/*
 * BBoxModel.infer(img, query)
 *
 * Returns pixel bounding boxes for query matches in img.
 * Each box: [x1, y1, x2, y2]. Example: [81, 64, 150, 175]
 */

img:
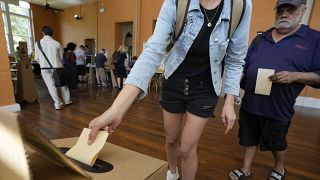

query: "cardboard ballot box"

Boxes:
[29, 137, 167, 180]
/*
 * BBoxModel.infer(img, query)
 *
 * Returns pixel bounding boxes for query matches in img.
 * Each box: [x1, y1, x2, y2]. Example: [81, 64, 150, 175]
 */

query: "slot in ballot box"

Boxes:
[28, 137, 168, 180]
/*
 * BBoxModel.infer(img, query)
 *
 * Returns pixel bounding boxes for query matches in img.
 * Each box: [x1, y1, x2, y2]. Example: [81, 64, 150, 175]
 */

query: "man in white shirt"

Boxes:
[103, 48, 108, 59]
[34, 26, 72, 110]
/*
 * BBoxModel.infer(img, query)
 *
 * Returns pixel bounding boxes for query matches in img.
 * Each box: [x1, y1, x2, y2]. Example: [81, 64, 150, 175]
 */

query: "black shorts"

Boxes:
[160, 75, 218, 118]
[77, 65, 86, 76]
[238, 108, 291, 151]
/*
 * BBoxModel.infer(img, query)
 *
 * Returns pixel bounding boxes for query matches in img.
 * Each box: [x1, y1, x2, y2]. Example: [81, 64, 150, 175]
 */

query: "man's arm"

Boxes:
[269, 71, 320, 86]
[295, 72, 320, 86]
[58, 44, 63, 61]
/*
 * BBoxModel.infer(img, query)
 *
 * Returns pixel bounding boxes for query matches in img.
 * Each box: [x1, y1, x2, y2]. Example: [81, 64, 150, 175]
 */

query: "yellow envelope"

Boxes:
[255, 68, 275, 96]
[66, 128, 108, 166]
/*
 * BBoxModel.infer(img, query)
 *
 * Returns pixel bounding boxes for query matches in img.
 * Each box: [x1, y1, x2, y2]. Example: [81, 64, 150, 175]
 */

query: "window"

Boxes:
[2, 13, 10, 53]
[1, 1, 5, 11]
[1, 0, 33, 55]
[10, 14, 33, 52]
[9, 3, 29, 16]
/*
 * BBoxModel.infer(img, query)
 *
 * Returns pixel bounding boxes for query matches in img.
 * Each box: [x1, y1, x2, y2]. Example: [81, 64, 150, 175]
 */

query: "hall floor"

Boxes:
[18, 79, 320, 179]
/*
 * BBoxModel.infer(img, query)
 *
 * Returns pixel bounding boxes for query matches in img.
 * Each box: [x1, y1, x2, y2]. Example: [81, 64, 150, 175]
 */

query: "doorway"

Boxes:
[84, 38, 96, 55]
[114, 21, 133, 63]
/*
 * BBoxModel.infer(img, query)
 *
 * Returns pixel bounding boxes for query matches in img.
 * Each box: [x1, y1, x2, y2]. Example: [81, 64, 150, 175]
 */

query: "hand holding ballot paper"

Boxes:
[66, 128, 109, 166]
[255, 68, 275, 96]
[269, 71, 299, 84]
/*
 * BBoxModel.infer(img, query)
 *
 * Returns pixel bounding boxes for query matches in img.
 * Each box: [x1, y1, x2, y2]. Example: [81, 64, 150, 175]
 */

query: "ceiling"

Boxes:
[26, 0, 99, 10]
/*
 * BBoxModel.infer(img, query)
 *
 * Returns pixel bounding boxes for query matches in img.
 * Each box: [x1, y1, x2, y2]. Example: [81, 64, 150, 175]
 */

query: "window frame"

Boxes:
[1, 0, 34, 56]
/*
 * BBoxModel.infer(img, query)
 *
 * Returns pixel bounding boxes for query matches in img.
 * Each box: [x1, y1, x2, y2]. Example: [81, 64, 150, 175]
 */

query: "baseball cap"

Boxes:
[275, 0, 307, 8]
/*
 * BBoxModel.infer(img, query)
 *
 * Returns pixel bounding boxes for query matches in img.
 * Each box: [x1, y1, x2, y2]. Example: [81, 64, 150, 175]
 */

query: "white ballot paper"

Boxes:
[66, 128, 108, 166]
[255, 68, 275, 96]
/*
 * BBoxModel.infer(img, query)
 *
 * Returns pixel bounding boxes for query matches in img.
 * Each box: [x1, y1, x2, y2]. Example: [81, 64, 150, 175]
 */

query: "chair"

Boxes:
[149, 67, 164, 92]
[105, 66, 118, 88]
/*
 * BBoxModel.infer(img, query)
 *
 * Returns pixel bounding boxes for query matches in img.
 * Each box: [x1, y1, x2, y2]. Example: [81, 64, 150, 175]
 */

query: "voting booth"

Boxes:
[29, 138, 167, 180]
[0, 110, 167, 180]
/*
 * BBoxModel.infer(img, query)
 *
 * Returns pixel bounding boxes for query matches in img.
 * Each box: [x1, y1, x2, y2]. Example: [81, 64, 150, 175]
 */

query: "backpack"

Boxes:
[168, 0, 246, 51]
[112, 51, 121, 64]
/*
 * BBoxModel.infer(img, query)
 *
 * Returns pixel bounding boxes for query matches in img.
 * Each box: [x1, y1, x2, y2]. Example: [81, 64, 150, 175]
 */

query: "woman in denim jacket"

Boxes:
[88, 0, 252, 179]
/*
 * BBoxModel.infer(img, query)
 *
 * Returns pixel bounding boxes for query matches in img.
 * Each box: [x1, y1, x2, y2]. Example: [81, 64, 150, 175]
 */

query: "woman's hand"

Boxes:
[221, 95, 236, 135]
[87, 84, 141, 145]
[88, 107, 122, 145]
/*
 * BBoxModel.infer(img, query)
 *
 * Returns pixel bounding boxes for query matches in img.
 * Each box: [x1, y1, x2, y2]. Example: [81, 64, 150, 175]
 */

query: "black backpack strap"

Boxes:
[37, 41, 54, 69]
[251, 33, 263, 53]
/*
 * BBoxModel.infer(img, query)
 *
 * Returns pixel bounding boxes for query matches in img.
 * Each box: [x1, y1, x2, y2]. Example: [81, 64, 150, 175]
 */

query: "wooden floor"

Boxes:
[18, 78, 320, 180]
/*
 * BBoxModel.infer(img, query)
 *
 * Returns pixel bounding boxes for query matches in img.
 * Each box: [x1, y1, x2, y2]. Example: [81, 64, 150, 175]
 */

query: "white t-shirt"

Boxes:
[74, 48, 86, 65]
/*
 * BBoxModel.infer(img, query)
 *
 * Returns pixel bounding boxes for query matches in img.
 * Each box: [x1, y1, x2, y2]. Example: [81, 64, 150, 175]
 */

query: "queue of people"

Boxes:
[34, 26, 137, 110]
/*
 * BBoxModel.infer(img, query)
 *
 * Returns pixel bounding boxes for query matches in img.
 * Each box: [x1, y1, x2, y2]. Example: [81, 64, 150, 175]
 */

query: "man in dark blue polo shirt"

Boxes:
[229, 0, 320, 180]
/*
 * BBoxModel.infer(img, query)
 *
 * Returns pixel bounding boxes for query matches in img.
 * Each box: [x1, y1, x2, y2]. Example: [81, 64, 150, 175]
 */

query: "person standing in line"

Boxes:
[229, 0, 320, 179]
[85, 45, 93, 63]
[63, 42, 78, 91]
[113, 45, 128, 89]
[95, 49, 108, 86]
[34, 26, 72, 110]
[88, 0, 252, 180]
[84, 45, 93, 73]
[102, 48, 108, 59]
[75, 45, 87, 83]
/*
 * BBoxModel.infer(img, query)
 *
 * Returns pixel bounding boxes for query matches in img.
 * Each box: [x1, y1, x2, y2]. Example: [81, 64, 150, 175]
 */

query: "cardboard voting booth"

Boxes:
[0, 110, 167, 180]
[30, 138, 167, 180]
[17, 42, 38, 103]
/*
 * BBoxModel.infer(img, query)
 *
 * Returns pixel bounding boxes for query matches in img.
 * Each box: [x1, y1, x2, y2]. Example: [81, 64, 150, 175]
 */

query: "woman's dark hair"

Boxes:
[66, 42, 77, 51]
[42, 26, 53, 36]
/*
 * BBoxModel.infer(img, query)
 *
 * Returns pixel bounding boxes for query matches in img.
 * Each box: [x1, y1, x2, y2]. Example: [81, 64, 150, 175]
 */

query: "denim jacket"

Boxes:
[126, 0, 252, 99]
